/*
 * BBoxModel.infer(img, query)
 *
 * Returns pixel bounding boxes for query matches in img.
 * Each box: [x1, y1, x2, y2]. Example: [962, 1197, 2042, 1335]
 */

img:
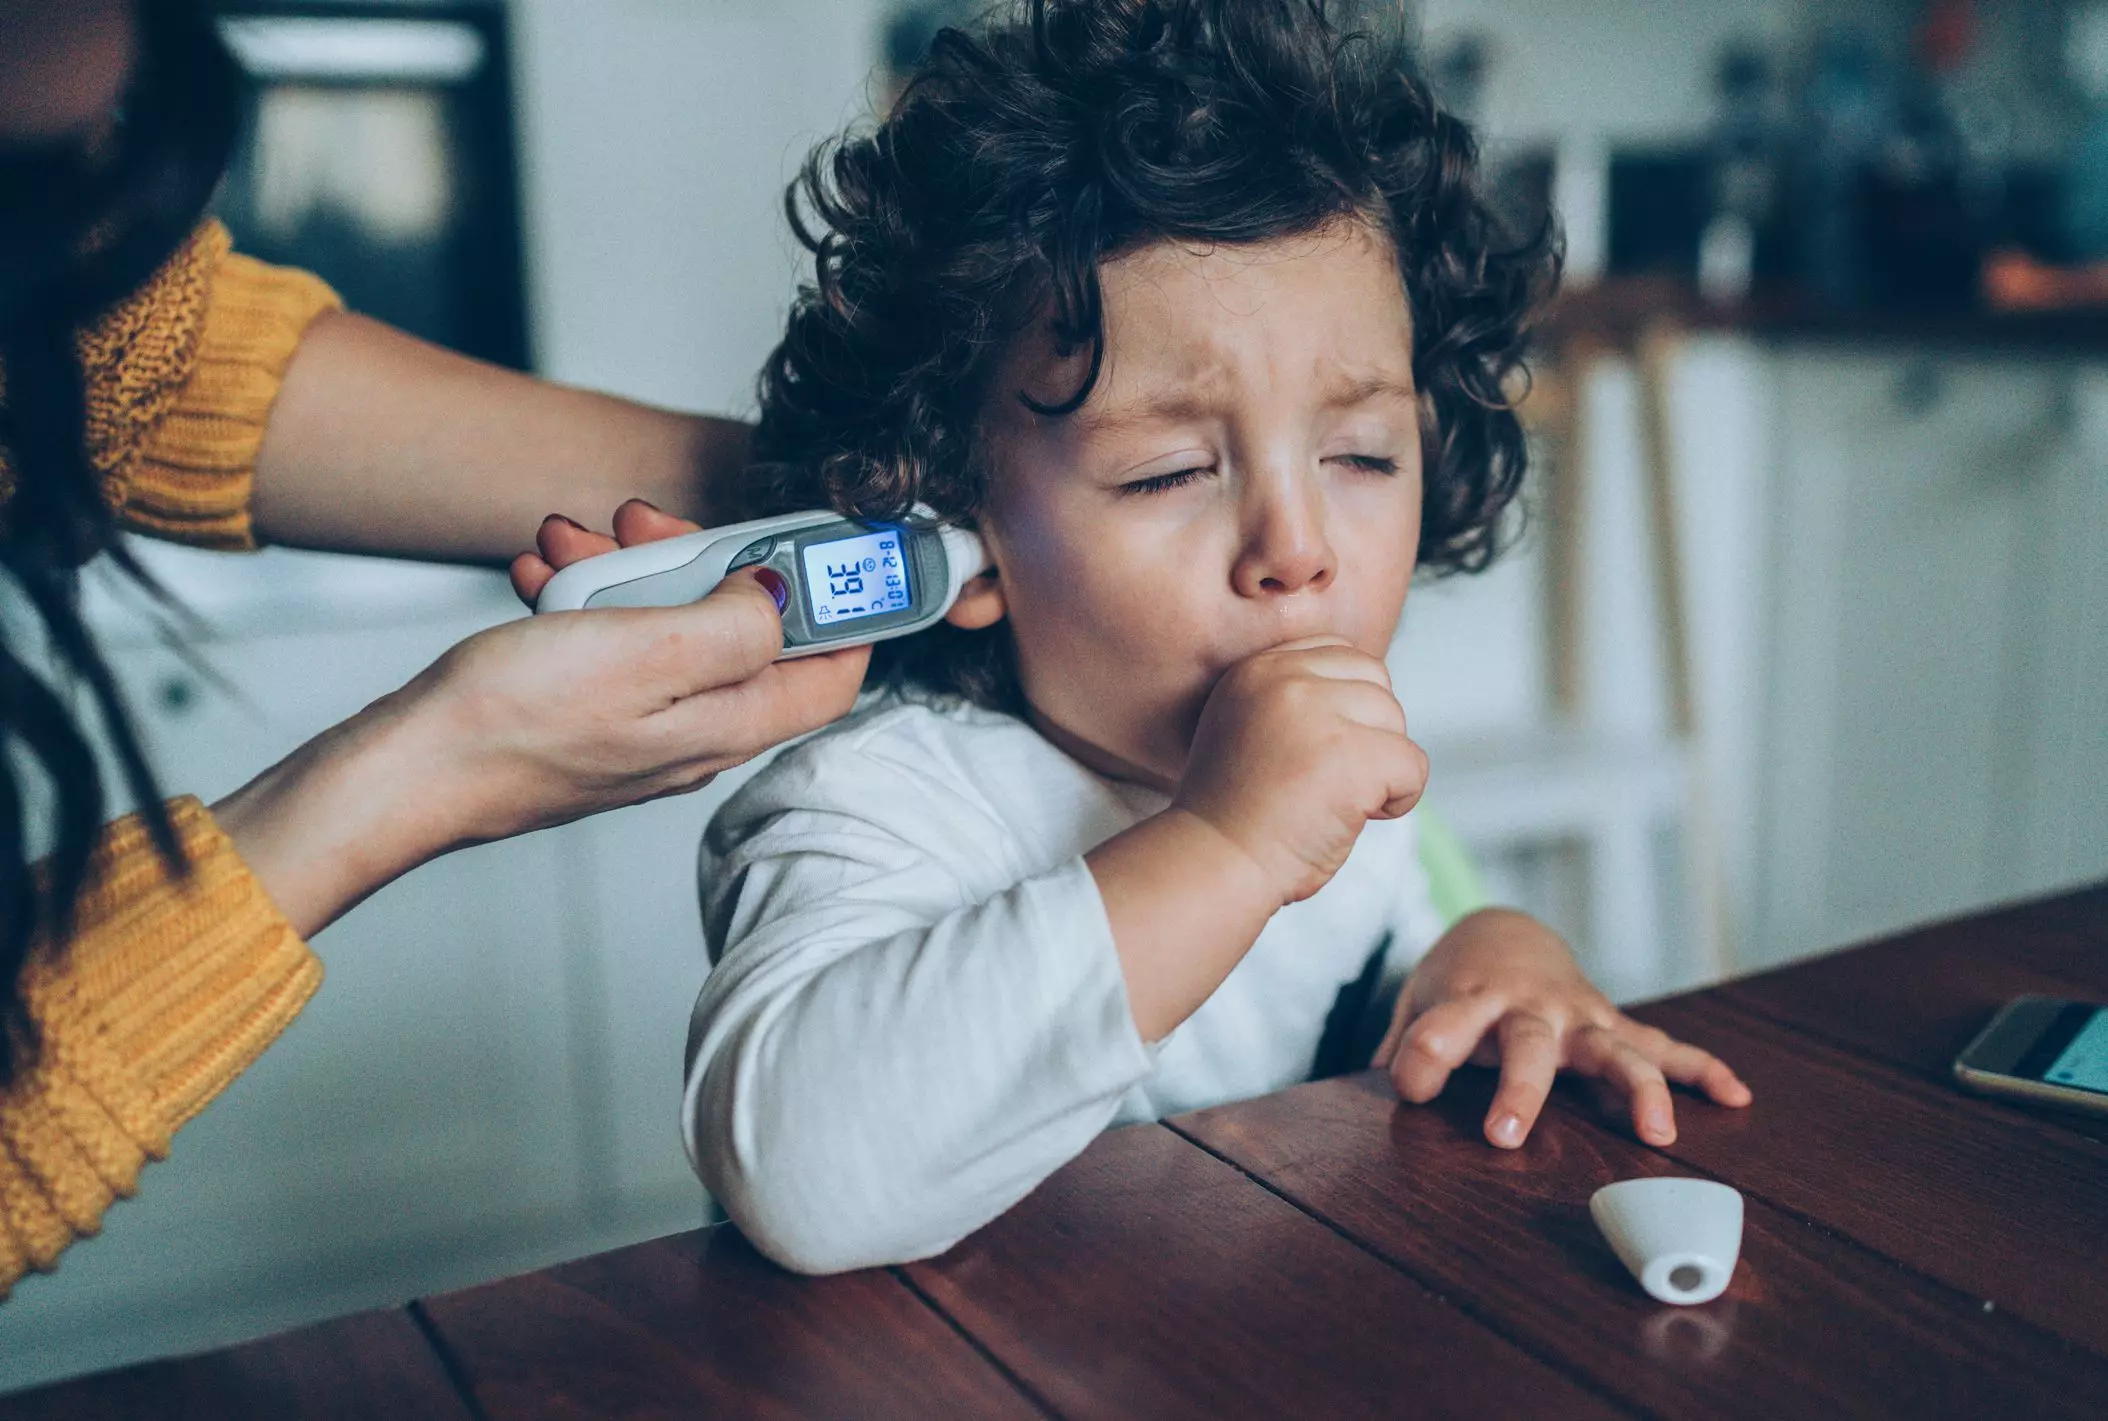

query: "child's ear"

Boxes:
[945, 566, 1007, 630]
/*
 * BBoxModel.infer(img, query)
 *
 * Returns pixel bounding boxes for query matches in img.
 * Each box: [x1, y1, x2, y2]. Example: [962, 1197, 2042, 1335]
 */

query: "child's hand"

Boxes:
[509, 498, 703, 605]
[1173, 636, 1428, 907]
[1372, 909, 1752, 1148]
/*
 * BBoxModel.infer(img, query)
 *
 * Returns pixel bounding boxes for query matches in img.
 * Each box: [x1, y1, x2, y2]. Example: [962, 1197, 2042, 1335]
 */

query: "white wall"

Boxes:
[511, 0, 894, 414]
[1417, 0, 1801, 146]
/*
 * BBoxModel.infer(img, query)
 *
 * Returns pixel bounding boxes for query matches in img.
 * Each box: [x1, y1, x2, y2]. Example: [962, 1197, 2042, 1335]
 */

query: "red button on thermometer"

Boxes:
[533, 508, 988, 659]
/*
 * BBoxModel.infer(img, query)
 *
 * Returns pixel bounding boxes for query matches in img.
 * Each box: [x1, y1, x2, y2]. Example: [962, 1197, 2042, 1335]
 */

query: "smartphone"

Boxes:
[1952, 996, 2108, 1118]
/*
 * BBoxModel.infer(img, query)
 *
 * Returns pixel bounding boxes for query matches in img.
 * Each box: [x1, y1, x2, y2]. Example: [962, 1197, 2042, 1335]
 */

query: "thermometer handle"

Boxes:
[532, 510, 988, 619]
[533, 512, 823, 614]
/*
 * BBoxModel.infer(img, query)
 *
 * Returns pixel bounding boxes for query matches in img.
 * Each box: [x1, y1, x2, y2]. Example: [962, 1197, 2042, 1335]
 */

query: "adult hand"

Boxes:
[507, 496, 701, 604]
[215, 501, 869, 937]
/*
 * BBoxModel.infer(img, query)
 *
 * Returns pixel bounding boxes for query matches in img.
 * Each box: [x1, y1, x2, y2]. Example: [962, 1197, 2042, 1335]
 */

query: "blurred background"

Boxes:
[6, 0, 2106, 1392]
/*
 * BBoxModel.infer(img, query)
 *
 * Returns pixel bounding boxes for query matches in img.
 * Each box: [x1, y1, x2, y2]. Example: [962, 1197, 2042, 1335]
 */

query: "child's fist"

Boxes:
[1373, 909, 1752, 1148]
[1173, 636, 1428, 907]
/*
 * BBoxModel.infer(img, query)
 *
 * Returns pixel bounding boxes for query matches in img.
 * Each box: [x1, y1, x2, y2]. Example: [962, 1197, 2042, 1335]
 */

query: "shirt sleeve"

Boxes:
[683, 774, 1152, 1275]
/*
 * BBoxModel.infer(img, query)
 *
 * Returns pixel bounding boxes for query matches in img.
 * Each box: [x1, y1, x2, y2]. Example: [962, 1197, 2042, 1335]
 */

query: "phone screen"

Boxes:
[2016, 1004, 2108, 1096]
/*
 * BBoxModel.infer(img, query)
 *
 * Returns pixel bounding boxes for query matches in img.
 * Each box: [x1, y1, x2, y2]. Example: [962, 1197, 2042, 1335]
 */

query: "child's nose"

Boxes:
[1231, 487, 1336, 599]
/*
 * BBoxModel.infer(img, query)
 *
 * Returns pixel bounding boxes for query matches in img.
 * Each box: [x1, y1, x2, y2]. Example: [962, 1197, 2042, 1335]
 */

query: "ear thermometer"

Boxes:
[533, 508, 988, 658]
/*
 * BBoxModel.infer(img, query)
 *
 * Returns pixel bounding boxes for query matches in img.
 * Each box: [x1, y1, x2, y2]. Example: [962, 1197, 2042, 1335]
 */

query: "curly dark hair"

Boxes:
[746, 0, 1559, 710]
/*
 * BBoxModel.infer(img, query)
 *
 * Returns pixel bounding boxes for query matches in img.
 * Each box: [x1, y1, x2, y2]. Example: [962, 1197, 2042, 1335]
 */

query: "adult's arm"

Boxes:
[251, 310, 753, 562]
[215, 570, 866, 938]
[62, 219, 749, 560]
[0, 571, 869, 1298]
[0, 800, 318, 1300]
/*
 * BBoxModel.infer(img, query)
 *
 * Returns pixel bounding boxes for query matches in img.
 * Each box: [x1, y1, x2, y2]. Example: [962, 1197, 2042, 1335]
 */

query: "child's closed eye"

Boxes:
[1118, 465, 1214, 497]
[1118, 453, 1397, 497]
[1328, 454, 1399, 475]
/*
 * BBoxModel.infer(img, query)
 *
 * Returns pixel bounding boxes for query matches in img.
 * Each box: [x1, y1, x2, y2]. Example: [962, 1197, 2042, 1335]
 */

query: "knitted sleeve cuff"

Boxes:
[121, 224, 343, 549]
[0, 798, 321, 1294]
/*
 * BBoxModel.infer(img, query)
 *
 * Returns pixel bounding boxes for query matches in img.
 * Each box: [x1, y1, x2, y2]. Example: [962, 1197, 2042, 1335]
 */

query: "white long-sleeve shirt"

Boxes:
[683, 695, 1444, 1274]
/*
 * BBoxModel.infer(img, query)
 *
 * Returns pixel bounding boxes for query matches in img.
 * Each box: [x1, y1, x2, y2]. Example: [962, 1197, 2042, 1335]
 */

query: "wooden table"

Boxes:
[8, 884, 2106, 1419]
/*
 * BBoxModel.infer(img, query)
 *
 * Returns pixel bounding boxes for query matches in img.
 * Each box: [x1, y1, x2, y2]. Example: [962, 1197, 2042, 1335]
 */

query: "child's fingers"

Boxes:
[1482, 1011, 1561, 1148]
[1573, 1027, 1677, 1145]
[1370, 995, 1411, 1073]
[1385, 993, 1509, 1100]
[1653, 1039, 1753, 1108]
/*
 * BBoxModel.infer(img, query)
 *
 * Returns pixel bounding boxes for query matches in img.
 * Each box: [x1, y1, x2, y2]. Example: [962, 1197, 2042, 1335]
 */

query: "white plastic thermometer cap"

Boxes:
[938, 523, 989, 605]
[1589, 1177, 1744, 1306]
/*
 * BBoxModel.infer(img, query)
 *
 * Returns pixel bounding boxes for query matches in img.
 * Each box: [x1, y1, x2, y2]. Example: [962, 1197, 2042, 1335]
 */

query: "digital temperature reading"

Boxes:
[801, 528, 913, 626]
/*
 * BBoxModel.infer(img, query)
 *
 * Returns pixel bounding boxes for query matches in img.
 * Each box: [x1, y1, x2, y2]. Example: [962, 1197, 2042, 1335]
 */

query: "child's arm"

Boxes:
[686, 638, 1421, 1275]
[1088, 637, 1429, 1040]
[1372, 909, 1754, 1147]
[685, 756, 1154, 1276]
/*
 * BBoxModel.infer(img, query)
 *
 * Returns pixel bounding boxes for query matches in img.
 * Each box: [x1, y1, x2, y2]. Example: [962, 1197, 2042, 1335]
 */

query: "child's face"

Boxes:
[964, 218, 1424, 784]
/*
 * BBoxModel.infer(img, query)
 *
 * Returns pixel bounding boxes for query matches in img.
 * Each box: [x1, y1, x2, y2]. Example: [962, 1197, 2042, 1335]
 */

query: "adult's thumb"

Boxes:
[605, 569, 788, 696]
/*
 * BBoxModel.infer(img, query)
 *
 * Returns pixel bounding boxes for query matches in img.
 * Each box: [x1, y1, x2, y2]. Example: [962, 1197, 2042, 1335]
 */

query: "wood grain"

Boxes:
[1177, 1069, 2108, 1420]
[416, 1226, 1040, 1420]
[1627, 993, 2108, 1355]
[1712, 883, 2108, 1090]
[0, 1308, 469, 1421]
[905, 1120, 1629, 1421]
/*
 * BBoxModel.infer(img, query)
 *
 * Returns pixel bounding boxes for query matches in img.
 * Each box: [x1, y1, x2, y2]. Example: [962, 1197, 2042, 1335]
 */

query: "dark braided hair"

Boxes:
[745, 0, 1559, 710]
[0, 0, 244, 1082]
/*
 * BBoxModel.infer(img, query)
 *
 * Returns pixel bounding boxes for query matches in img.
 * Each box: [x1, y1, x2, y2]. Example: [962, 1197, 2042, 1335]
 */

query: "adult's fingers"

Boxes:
[1573, 1027, 1677, 1145]
[610, 498, 702, 545]
[1384, 992, 1509, 1100]
[1482, 1011, 1561, 1148]
[510, 551, 556, 604]
[538, 513, 620, 568]
[510, 516, 618, 606]
[512, 505, 704, 606]
[656, 640, 872, 765]
[580, 570, 790, 704]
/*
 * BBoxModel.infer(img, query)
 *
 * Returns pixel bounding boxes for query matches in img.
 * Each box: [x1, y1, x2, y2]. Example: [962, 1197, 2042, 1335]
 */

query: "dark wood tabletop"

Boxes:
[8, 883, 2106, 1420]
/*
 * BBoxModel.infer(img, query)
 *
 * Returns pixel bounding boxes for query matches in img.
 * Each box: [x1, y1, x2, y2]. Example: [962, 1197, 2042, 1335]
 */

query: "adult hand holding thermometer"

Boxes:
[533, 506, 988, 658]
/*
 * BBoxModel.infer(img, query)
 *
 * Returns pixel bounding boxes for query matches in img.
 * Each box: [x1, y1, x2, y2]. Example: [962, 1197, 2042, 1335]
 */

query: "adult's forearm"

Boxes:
[211, 568, 867, 938]
[210, 690, 459, 939]
[251, 310, 751, 562]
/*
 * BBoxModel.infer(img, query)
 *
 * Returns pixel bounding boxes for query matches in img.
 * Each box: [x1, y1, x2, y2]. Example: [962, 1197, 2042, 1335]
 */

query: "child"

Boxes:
[671, 0, 1749, 1274]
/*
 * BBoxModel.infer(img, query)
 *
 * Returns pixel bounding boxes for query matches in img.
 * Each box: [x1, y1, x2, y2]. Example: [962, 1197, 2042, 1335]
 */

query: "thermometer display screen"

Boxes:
[801, 528, 913, 627]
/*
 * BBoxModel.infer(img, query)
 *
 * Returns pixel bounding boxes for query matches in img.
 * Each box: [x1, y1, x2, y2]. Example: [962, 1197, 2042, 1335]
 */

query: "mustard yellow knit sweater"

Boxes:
[0, 220, 339, 1298]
